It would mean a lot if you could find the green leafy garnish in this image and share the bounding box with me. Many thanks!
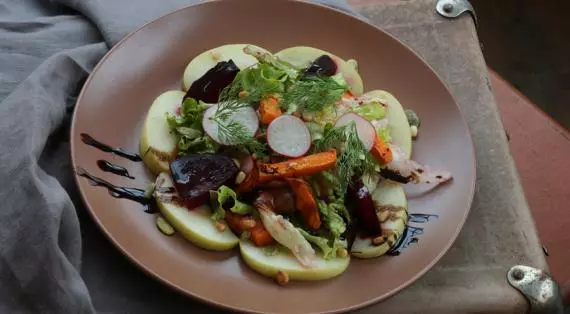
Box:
[166,98,216,155]
[207,61,290,156]
[317,200,346,238]
[353,101,386,120]
[282,75,348,113]
[210,185,253,221]
[214,120,268,157]
[377,126,392,143]
[178,136,219,155]
[298,229,347,260]
[314,122,376,192]
[213,63,289,122]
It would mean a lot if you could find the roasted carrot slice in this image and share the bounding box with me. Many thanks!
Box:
[258,150,337,183]
[286,178,321,230]
[370,136,393,165]
[250,224,275,246]
[225,212,257,234]
[342,90,354,100]
[259,96,282,125]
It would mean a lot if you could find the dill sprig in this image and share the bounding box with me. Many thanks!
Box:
[282,75,348,113]
[314,123,376,191]
[216,120,267,157]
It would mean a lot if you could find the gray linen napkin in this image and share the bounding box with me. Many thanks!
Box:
[0,0,354,313]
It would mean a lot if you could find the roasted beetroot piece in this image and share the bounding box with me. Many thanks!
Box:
[169,154,238,209]
[303,55,337,77]
[347,179,382,237]
[184,60,239,103]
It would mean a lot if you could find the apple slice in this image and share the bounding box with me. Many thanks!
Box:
[361,90,412,158]
[183,44,271,91]
[275,46,364,96]
[153,172,239,251]
[139,90,185,176]
[239,240,350,281]
[350,179,408,258]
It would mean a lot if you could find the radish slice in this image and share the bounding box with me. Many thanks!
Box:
[267,115,311,157]
[335,112,376,151]
[202,104,259,145]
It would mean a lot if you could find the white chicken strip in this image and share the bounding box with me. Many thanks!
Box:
[384,144,453,185]
[255,193,317,268]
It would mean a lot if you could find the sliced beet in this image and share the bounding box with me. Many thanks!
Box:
[169,154,238,209]
[347,179,382,237]
[303,55,338,77]
[185,60,240,103]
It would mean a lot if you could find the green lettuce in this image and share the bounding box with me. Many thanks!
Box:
[238,63,288,99]
[377,126,391,143]
[210,185,253,221]
[166,97,215,155]
[317,200,346,237]
[178,136,219,155]
[354,101,386,120]
[298,229,347,260]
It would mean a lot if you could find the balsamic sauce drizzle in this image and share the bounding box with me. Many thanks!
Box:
[97,160,134,179]
[80,133,142,162]
[387,213,440,256]
[76,167,156,213]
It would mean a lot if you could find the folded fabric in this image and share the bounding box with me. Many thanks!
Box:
[0,1,354,313]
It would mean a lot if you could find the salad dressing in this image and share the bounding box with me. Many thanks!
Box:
[76,167,157,213]
[80,133,142,162]
[97,160,135,179]
[387,213,439,255]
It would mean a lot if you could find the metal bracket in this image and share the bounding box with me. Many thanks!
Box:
[507,265,565,314]
[435,0,478,28]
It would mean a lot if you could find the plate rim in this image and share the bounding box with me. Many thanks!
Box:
[70,1,477,313]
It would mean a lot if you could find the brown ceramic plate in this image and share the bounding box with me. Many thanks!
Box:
[71,1,475,313]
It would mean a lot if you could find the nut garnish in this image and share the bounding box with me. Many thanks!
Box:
[337,248,348,258]
[372,236,386,246]
[276,270,289,286]
[215,221,226,232]
[235,171,247,185]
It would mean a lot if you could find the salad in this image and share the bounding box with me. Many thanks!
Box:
[139,44,452,285]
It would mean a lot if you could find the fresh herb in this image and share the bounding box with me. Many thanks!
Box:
[213,63,289,121]
[215,120,267,157]
[282,75,348,113]
[206,62,290,156]
[314,122,376,192]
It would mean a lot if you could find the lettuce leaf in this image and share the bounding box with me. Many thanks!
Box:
[377,126,391,143]
[298,229,347,260]
[166,97,213,155]
[353,101,386,121]
[210,185,253,221]
[317,200,346,237]
[217,185,253,215]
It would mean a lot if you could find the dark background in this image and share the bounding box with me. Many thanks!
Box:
[472,0,570,129]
